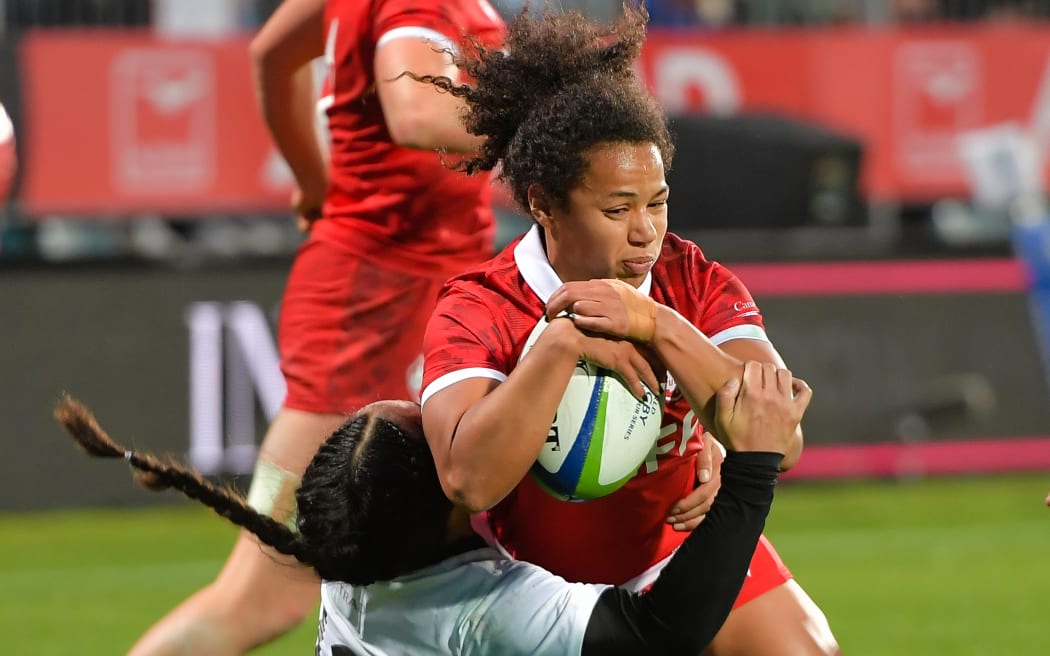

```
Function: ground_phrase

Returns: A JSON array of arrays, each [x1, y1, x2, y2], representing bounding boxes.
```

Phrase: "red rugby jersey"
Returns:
[[421, 227, 769, 584], [315, 0, 505, 275]]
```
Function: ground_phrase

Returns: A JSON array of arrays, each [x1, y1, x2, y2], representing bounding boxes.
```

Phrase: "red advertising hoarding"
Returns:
[[19, 31, 288, 215], [639, 25, 1050, 202], [17, 25, 1050, 215]]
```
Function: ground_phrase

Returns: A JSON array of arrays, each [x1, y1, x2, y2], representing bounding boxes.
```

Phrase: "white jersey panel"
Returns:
[[316, 548, 608, 656]]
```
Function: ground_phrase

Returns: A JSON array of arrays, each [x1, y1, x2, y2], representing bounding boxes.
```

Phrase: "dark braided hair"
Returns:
[[414, 3, 673, 210], [55, 395, 453, 586], [293, 404, 453, 584]]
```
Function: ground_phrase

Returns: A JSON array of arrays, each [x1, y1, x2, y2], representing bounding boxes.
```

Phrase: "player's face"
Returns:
[[542, 141, 668, 287]]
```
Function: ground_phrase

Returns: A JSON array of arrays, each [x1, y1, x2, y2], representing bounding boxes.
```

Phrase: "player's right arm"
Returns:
[[422, 313, 659, 514], [250, 0, 328, 228]]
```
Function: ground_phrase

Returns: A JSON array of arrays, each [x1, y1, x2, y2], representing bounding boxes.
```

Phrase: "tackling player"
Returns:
[[57, 364, 811, 656]]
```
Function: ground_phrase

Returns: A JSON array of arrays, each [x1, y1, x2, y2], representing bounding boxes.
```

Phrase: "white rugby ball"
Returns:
[[519, 316, 664, 501]]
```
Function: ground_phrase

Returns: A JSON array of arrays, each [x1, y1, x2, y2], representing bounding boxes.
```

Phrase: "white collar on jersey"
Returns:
[[512, 225, 653, 304]]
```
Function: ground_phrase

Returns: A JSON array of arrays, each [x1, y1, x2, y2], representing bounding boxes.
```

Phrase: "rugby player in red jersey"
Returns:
[[128, 0, 505, 653], [420, 6, 841, 655]]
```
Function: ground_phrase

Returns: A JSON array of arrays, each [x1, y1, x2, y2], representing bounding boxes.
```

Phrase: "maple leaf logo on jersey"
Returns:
[[664, 372, 680, 402]]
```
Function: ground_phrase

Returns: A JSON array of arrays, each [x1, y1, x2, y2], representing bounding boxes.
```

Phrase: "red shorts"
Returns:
[[733, 534, 793, 609], [279, 237, 451, 414]]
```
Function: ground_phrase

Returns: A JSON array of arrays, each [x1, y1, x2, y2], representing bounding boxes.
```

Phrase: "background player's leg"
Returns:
[[704, 580, 841, 656], [128, 408, 345, 656]]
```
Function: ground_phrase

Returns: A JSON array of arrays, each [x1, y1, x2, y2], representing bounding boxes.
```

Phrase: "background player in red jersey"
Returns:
[[419, 6, 841, 655], [128, 0, 505, 654]]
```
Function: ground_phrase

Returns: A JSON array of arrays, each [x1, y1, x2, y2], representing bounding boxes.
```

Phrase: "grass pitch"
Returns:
[[3, 472, 1048, 655]]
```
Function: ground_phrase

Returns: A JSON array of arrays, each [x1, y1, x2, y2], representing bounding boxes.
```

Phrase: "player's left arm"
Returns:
[[547, 283, 744, 421], [718, 337, 804, 470], [544, 284, 802, 468], [649, 329, 804, 531]]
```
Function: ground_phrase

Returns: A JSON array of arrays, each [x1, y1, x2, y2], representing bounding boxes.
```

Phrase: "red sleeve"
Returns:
[[377, 0, 455, 39], [422, 286, 509, 392], [372, 0, 470, 44], [653, 236, 767, 344], [697, 262, 765, 336]]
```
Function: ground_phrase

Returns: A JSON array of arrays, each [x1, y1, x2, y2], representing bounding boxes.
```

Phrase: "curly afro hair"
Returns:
[[415, 4, 674, 211]]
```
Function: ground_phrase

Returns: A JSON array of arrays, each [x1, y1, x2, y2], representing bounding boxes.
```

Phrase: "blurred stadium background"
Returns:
[[1, 0, 1049, 653]]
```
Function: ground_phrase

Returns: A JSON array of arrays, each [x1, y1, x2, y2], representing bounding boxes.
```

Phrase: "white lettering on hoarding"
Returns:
[[651, 48, 741, 116], [110, 49, 217, 195], [893, 42, 982, 182], [185, 301, 285, 475], [186, 302, 223, 474]]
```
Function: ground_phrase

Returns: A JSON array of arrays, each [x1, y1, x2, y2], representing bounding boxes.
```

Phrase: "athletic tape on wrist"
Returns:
[[246, 460, 303, 531], [607, 279, 657, 342]]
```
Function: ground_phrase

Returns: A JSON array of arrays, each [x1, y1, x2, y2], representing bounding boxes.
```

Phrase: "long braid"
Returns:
[[54, 395, 317, 570]]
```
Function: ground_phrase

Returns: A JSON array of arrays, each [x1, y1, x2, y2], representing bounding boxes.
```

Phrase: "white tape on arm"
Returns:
[[246, 460, 303, 531]]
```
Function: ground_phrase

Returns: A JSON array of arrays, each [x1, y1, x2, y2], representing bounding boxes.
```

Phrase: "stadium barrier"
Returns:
[[2, 259, 1049, 510]]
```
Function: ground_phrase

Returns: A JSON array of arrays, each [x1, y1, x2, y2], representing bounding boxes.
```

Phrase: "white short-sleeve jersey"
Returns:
[[315, 547, 609, 655]]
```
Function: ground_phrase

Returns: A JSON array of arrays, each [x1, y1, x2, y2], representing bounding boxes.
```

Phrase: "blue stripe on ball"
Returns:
[[529, 367, 606, 500]]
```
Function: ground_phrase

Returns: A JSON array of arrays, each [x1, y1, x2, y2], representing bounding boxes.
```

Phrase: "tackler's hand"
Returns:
[[715, 361, 811, 456]]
